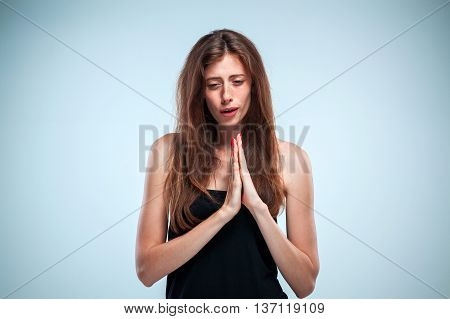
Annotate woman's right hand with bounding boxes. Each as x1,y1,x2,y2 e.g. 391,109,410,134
220,137,242,221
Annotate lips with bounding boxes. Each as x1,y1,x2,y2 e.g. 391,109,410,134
220,107,239,113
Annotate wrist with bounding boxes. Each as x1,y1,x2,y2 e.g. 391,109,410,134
217,206,233,223
250,200,268,216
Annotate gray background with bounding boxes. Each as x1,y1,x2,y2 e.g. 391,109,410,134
0,0,449,298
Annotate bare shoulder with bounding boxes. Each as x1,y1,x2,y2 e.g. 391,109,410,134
276,138,313,190
152,132,178,152
148,133,178,167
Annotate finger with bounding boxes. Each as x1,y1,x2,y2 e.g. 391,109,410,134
234,137,244,195
232,138,240,183
230,138,234,182
237,133,248,172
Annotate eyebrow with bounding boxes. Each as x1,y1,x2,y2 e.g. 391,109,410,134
205,74,246,81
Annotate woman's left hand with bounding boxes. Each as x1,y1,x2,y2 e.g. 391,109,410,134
236,132,267,215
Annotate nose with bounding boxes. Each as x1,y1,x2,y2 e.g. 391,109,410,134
221,84,233,104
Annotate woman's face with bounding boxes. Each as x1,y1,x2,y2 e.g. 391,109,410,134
204,53,252,125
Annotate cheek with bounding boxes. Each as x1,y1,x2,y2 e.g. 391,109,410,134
241,89,252,108
203,94,213,111
205,92,218,108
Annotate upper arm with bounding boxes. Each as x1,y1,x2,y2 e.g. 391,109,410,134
283,143,320,278
135,133,175,266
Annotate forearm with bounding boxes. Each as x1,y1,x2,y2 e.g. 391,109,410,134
138,208,230,287
252,205,317,298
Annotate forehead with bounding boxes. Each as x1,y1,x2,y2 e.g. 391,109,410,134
204,54,247,78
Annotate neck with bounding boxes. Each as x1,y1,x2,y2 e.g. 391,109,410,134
216,124,242,150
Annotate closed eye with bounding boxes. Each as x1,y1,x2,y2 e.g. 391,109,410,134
207,80,244,90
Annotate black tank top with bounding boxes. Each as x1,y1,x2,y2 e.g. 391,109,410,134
166,189,288,299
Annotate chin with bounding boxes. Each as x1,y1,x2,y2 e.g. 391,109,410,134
214,113,243,126
218,119,241,126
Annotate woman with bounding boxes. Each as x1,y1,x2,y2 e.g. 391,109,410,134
135,29,319,298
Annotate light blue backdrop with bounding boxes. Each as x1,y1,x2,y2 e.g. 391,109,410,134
1,0,449,298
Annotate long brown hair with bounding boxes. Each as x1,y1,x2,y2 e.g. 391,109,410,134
164,28,286,235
